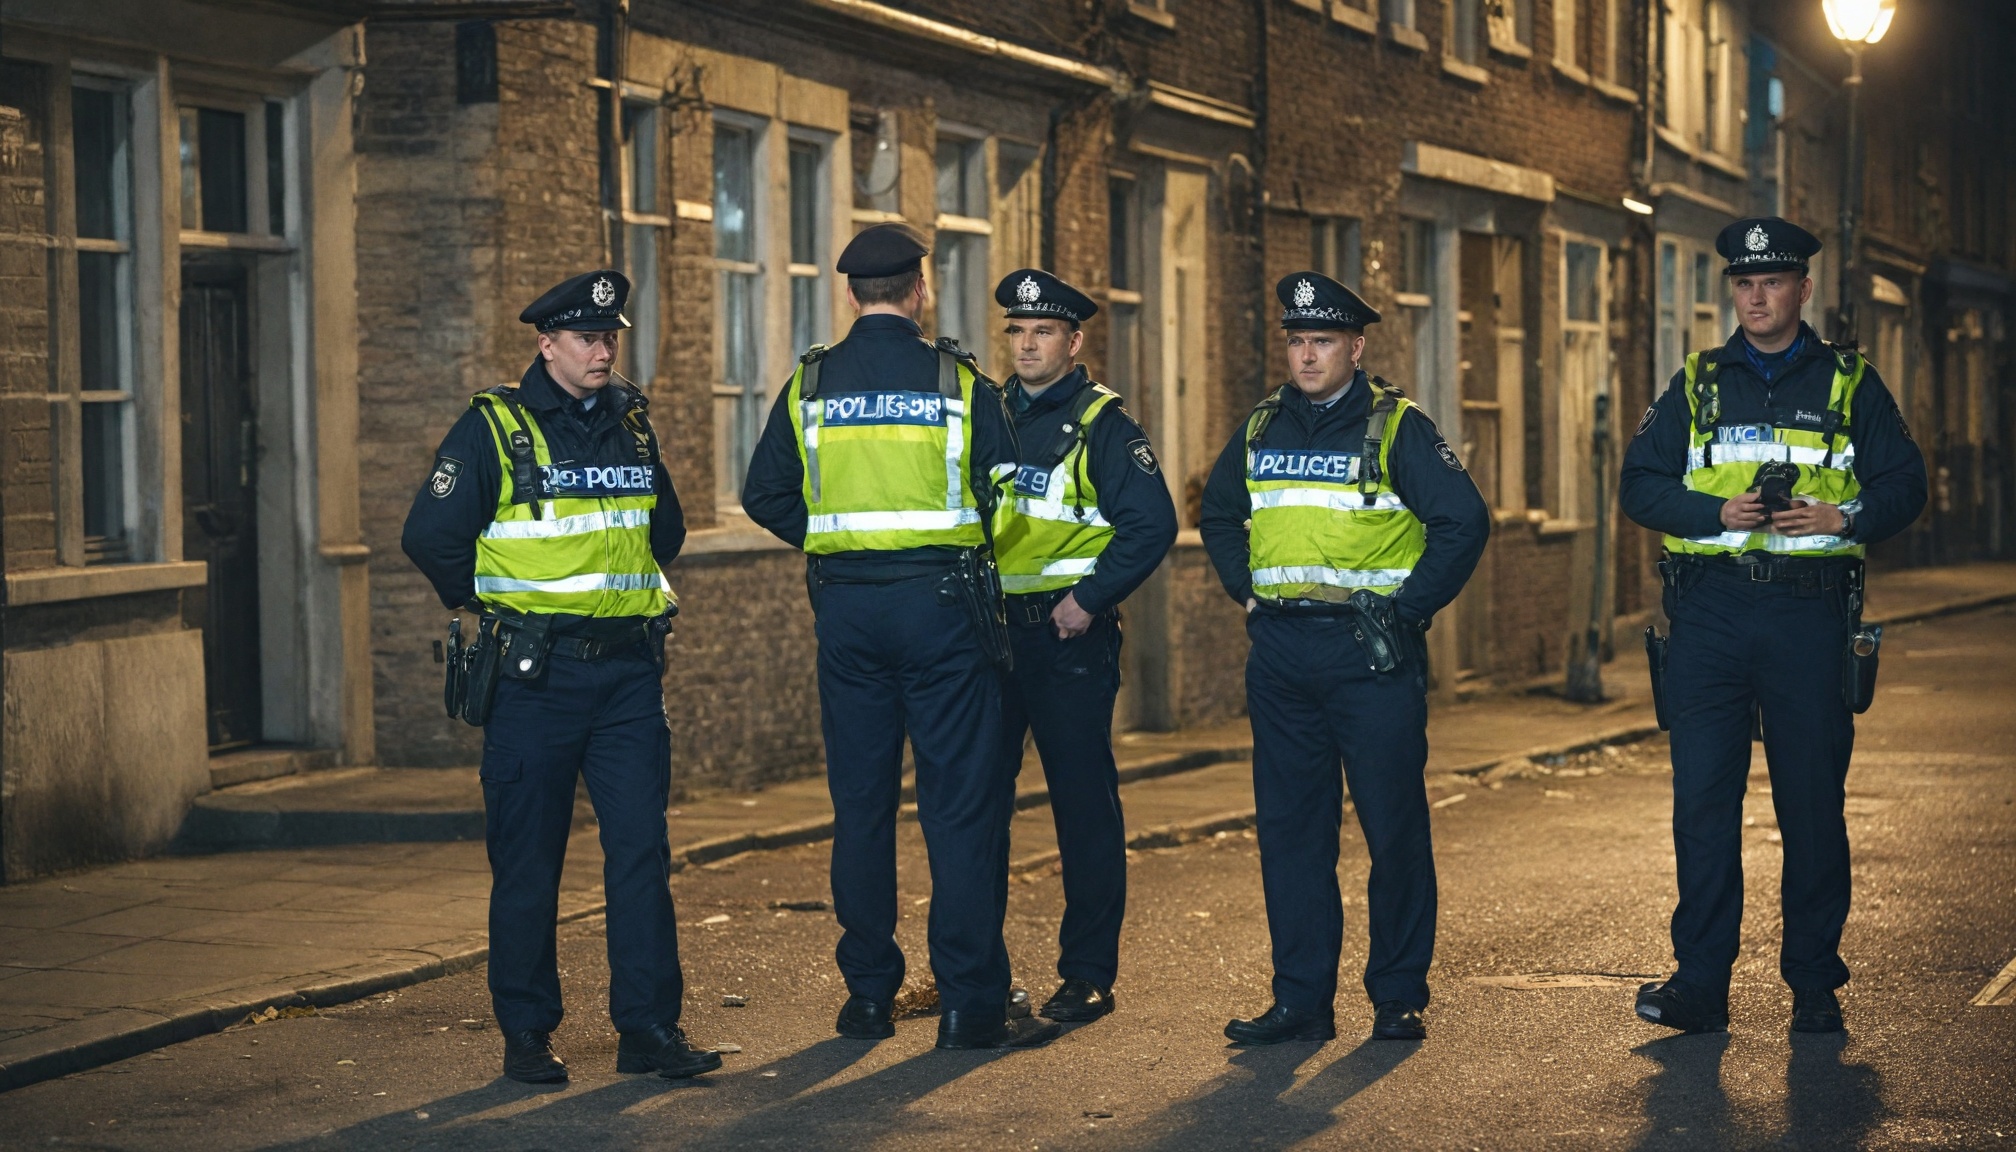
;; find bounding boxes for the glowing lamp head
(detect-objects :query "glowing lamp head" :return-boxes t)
[1822,0,1896,45]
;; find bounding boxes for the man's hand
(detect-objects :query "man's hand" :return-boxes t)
[1720,492,1771,531]
[1246,598,1259,615]
[1768,500,1846,538]
[1051,591,1095,640]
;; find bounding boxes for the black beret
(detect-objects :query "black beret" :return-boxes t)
[1277,271,1380,330]
[996,268,1098,325]
[519,270,631,332]
[1717,217,1821,275]
[837,223,929,278]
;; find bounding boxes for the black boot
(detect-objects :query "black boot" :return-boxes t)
[1371,1001,1426,1041]
[936,1010,1061,1049]
[1634,980,1729,1034]
[836,994,896,1040]
[1007,985,1033,1019]
[615,1023,724,1078]
[501,1030,567,1084]
[1790,988,1844,1034]
[1223,1003,1336,1045]
[1039,979,1115,1022]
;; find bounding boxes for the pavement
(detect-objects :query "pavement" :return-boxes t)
[0,600,2010,1148]
[0,561,2009,1096]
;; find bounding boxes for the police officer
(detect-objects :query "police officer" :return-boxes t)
[1200,272,1489,1044]
[1621,218,1926,1035]
[401,271,722,1084]
[742,225,1058,1050]
[987,270,1178,1023]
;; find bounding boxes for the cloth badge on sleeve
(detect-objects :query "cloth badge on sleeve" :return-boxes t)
[429,457,463,498]
[1435,441,1465,471]
[1128,439,1160,475]
[1635,406,1658,436]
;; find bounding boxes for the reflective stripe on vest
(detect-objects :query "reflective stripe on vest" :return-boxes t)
[470,392,673,617]
[992,385,1121,594]
[1245,381,1427,603]
[788,352,985,553]
[1663,347,1866,559]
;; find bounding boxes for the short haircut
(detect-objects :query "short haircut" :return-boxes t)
[849,268,923,306]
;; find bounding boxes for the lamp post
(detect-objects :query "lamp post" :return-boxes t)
[1821,0,1897,345]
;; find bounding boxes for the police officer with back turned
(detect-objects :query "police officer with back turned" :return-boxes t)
[401,271,722,1083]
[1200,272,1489,1045]
[1622,218,1926,1036]
[988,269,1178,1024]
[742,224,1059,1050]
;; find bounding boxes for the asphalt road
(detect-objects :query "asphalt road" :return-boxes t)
[2,606,2012,1151]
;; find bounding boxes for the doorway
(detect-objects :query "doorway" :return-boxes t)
[181,260,263,749]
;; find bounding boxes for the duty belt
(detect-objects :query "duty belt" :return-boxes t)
[549,624,649,661]
[1006,587,1072,627]
[1666,551,1857,589]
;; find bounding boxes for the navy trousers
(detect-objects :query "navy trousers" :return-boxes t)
[481,647,683,1035]
[1245,612,1436,1013]
[1663,570,1855,1000]
[815,573,1012,1017]
[995,611,1127,989]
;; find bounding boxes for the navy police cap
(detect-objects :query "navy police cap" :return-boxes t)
[837,222,929,278]
[519,270,631,333]
[1716,217,1820,276]
[1278,270,1380,330]
[996,268,1098,326]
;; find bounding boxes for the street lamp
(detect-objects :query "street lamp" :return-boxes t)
[1821,0,1896,344]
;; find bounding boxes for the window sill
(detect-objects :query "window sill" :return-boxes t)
[1440,56,1490,86]
[1534,517,1588,538]
[1487,36,1532,63]
[1393,291,1433,308]
[1551,59,1589,86]
[1127,1,1176,30]
[1383,22,1429,52]
[1591,76,1638,105]
[1330,2,1378,34]
[1697,150,1748,181]
[4,560,208,606]
[1288,0,1324,12]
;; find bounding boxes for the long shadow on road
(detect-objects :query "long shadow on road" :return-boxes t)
[1630,1031,1734,1149]
[1783,1032,1885,1150]
[1117,1039,1416,1150]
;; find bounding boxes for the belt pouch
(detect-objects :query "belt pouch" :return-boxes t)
[459,616,506,728]
[1344,588,1402,674]
[1843,625,1882,714]
[1645,626,1672,731]
[498,613,555,681]
[442,617,466,719]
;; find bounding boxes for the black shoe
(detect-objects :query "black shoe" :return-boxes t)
[615,1022,724,1078]
[1634,980,1729,1034]
[1007,985,1033,1020]
[1790,988,1844,1034]
[1040,979,1116,1022]
[1371,1000,1426,1041]
[836,994,896,1040]
[1223,1003,1336,1045]
[935,1010,1062,1049]
[502,1030,567,1084]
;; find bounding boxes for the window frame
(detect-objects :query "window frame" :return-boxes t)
[932,127,992,368]
[1311,215,1363,293]
[710,111,768,506]
[1558,235,1611,522]
[70,72,142,564]
[619,97,668,389]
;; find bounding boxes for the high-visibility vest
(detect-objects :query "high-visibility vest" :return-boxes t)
[469,388,674,617]
[1663,344,1866,558]
[787,340,988,553]
[1244,378,1427,602]
[993,382,1120,594]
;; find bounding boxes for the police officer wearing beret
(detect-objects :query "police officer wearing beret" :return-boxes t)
[1622,218,1926,1036]
[742,225,1058,1049]
[986,269,1178,1023]
[1200,272,1489,1044]
[401,270,722,1083]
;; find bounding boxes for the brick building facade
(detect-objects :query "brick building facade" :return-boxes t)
[2,0,2010,877]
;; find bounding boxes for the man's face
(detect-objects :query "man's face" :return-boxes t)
[1005,318,1084,388]
[1284,329,1364,400]
[1729,272,1812,343]
[539,329,620,396]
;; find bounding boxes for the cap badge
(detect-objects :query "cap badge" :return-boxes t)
[1744,225,1769,253]
[1293,279,1316,308]
[1016,276,1041,305]
[590,277,616,307]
